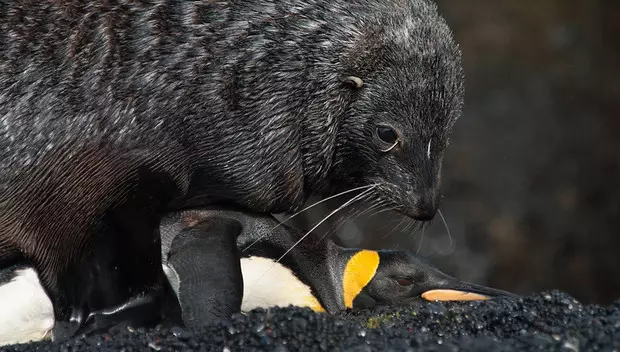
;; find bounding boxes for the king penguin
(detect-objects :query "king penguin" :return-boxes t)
[160,208,516,316]
[0,208,515,346]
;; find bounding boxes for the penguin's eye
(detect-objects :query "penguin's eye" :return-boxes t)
[375,126,400,152]
[396,278,413,287]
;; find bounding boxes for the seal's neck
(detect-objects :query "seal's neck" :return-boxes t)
[298,102,342,195]
[296,52,361,196]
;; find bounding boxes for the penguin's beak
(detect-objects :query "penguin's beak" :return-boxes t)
[415,267,518,302]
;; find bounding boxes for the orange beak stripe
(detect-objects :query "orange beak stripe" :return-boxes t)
[421,289,491,302]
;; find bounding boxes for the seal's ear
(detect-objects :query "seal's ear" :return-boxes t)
[342,76,364,89]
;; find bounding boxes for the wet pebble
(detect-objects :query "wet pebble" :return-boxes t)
[169,326,191,341]
[253,322,265,333]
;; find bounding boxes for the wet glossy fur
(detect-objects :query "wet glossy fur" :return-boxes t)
[0,0,464,322]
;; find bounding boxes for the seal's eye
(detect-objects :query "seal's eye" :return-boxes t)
[377,127,398,144]
[396,278,413,287]
[375,126,399,152]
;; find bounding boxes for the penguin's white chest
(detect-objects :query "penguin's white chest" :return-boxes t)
[0,268,55,346]
[240,257,322,312]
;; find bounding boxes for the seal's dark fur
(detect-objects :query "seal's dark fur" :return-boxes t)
[0,0,464,324]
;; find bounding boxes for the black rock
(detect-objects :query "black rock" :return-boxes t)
[2,292,619,352]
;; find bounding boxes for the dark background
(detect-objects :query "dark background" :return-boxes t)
[290,0,620,305]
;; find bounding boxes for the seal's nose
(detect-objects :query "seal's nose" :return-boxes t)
[413,189,438,221]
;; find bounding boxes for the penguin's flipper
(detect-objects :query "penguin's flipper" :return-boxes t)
[164,216,244,328]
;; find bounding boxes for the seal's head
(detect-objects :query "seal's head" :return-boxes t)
[323,0,464,221]
[176,0,463,221]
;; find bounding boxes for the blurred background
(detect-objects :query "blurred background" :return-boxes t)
[290,0,620,305]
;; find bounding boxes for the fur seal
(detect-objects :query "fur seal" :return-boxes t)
[0,209,512,346]
[0,0,464,332]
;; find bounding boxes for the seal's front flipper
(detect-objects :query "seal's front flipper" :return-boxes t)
[73,292,164,337]
[50,275,172,342]
[163,216,244,328]
[50,307,83,343]
[40,145,191,341]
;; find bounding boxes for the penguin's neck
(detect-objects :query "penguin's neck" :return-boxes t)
[339,249,380,309]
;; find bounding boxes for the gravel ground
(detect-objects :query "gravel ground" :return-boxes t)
[3,291,619,352]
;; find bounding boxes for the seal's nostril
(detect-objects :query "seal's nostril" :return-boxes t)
[415,207,435,221]
[414,190,438,221]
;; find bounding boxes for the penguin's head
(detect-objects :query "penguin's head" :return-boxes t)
[340,249,517,310]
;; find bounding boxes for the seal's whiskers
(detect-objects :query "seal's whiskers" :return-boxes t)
[402,217,421,235]
[438,209,455,254]
[416,224,427,254]
[241,184,377,252]
[273,184,379,228]
[316,199,391,246]
[317,196,396,245]
[275,186,376,264]
[316,208,364,246]
[365,206,395,219]
[382,215,408,240]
